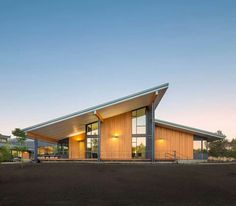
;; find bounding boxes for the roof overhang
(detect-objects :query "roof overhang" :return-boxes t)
[23,83,169,142]
[155,119,225,141]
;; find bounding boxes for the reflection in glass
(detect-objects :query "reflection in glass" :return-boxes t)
[86,122,99,159]
[87,137,98,158]
[132,137,146,158]
[132,108,146,135]
[87,122,98,135]
[132,108,146,158]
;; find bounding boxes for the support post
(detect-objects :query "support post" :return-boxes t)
[146,103,155,162]
[34,139,38,162]
[151,102,155,162]
[205,141,209,160]
[201,139,203,160]
[98,120,101,161]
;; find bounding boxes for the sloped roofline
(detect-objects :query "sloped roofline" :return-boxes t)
[23,83,169,132]
[155,119,225,140]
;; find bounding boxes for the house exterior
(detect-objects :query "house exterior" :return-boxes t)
[22,83,223,161]
[0,134,10,147]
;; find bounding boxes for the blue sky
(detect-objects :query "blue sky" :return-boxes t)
[0,0,236,139]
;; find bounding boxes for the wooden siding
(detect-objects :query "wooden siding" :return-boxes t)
[101,112,132,160]
[155,126,193,160]
[27,131,58,143]
[69,133,85,159]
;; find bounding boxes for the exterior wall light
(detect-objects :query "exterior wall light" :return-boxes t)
[112,134,119,138]
[158,137,165,143]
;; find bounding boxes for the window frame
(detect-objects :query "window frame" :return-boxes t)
[132,107,146,137]
[131,107,147,159]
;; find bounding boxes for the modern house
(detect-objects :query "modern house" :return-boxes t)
[0,134,10,147]
[22,83,223,161]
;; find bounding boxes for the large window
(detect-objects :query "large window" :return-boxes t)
[132,108,146,134]
[86,122,98,136]
[86,122,98,159]
[132,108,146,158]
[57,138,69,158]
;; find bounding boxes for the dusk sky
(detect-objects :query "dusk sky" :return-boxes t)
[0,0,235,139]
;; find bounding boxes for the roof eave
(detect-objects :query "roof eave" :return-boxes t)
[23,83,169,132]
[155,119,224,140]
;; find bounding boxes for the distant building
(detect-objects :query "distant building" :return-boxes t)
[0,134,10,147]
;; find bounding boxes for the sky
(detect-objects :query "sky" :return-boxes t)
[0,0,235,140]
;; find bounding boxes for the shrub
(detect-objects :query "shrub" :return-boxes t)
[0,145,12,162]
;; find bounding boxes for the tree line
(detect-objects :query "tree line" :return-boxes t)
[209,138,236,158]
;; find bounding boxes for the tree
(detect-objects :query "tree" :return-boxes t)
[12,128,28,166]
[208,139,228,157]
[230,138,236,151]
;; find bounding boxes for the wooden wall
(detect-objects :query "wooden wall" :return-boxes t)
[69,133,85,159]
[101,112,132,160]
[155,126,193,160]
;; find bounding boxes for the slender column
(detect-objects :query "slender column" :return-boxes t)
[206,141,209,160]
[201,139,203,160]
[146,103,155,162]
[34,139,38,162]
[98,120,101,161]
[151,102,155,162]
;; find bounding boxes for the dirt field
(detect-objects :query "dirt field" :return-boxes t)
[0,163,236,206]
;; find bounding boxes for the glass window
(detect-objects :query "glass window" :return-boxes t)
[92,122,98,135]
[86,122,99,159]
[86,137,98,159]
[132,108,146,135]
[57,138,69,158]
[132,108,146,159]
[132,118,137,134]
[86,122,98,135]
[87,124,92,135]
[132,137,146,158]
[137,126,146,134]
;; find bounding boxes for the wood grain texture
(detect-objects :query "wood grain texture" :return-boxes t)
[69,133,85,159]
[27,132,58,143]
[101,112,132,160]
[155,126,193,160]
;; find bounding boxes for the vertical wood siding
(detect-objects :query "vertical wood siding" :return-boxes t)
[155,126,193,160]
[101,112,132,160]
[69,133,85,159]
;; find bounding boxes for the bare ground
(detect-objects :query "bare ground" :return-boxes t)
[0,163,236,206]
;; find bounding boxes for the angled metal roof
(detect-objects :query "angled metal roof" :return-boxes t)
[23,83,169,134]
[0,134,10,139]
[155,119,225,141]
